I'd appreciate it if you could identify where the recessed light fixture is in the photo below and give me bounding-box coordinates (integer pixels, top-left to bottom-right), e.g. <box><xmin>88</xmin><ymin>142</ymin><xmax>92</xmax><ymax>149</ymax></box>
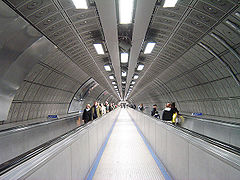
<box><xmin>121</xmin><ymin>53</ymin><xmax>129</xmax><ymax>63</ymax></box>
<box><xmin>163</xmin><ymin>0</ymin><xmax>178</xmax><ymax>8</ymax></box>
<box><xmin>122</xmin><ymin>71</ymin><xmax>127</xmax><ymax>77</ymax></box>
<box><xmin>144</xmin><ymin>42</ymin><xmax>156</xmax><ymax>54</ymax></box>
<box><xmin>137</xmin><ymin>64</ymin><xmax>144</xmax><ymax>71</ymax></box>
<box><xmin>133</xmin><ymin>74</ymin><xmax>139</xmax><ymax>79</ymax></box>
<box><xmin>72</xmin><ymin>0</ymin><xmax>88</xmax><ymax>9</ymax></box>
<box><xmin>104</xmin><ymin>64</ymin><xmax>111</xmax><ymax>71</ymax></box>
<box><xmin>118</xmin><ymin>0</ymin><xmax>134</xmax><ymax>24</ymax></box>
<box><xmin>93</xmin><ymin>43</ymin><xmax>104</xmax><ymax>54</ymax></box>
<box><xmin>109</xmin><ymin>75</ymin><xmax>114</xmax><ymax>79</ymax></box>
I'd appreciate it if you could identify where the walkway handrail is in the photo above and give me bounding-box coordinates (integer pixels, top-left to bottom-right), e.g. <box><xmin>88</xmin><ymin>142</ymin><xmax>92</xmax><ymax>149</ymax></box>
<box><xmin>133</xmin><ymin>109</ymin><xmax>240</xmax><ymax>156</ymax></box>
<box><xmin>0</xmin><ymin>109</ymin><xmax>117</xmax><ymax>176</ymax></box>
<box><xmin>181</xmin><ymin>114</ymin><xmax>240</xmax><ymax>128</ymax></box>
<box><xmin>0</xmin><ymin>112</ymin><xmax>81</xmax><ymax>136</ymax></box>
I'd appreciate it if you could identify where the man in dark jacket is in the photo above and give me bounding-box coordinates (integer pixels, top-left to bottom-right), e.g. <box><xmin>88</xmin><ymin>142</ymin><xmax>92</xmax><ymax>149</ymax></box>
<box><xmin>162</xmin><ymin>103</ymin><xmax>173</xmax><ymax>121</ymax></box>
<box><xmin>151</xmin><ymin>104</ymin><xmax>157</xmax><ymax>116</ymax></box>
<box><xmin>82</xmin><ymin>104</ymin><xmax>92</xmax><ymax>124</ymax></box>
<box><xmin>91</xmin><ymin>102</ymin><xmax>98</xmax><ymax>120</ymax></box>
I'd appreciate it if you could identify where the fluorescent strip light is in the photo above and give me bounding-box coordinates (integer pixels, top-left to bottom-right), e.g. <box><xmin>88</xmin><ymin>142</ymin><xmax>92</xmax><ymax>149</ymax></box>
<box><xmin>133</xmin><ymin>74</ymin><xmax>139</xmax><ymax>79</ymax></box>
<box><xmin>163</xmin><ymin>0</ymin><xmax>178</xmax><ymax>8</ymax></box>
<box><xmin>112</xmin><ymin>81</ymin><xmax>116</xmax><ymax>85</ymax></box>
<box><xmin>119</xmin><ymin>0</ymin><xmax>134</xmax><ymax>24</ymax></box>
<box><xmin>137</xmin><ymin>64</ymin><xmax>144</xmax><ymax>71</ymax></box>
<box><xmin>144</xmin><ymin>42</ymin><xmax>156</xmax><ymax>54</ymax></box>
<box><xmin>109</xmin><ymin>75</ymin><xmax>114</xmax><ymax>79</ymax></box>
<box><xmin>121</xmin><ymin>53</ymin><xmax>128</xmax><ymax>63</ymax></box>
<box><xmin>122</xmin><ymin>71</ymin><xmax>127</xmax><ymax>77</ymax></box>
<box><xmin>93</xmin><ymin>43</ymin><xmax>104</xmax><ymax>54</ymax></box>
<box><xmin>131</xmin><ymin>81</ymin><xmax>135</xmax><ymax>85</ymax></box>
<box><xmin>104</xmin><ymin>64</ymin><xmax>111</xmax><ymax>71</ymax></box>
<box><xmin>72</xmin><ymin>0</ymin><xmax>88</xmax><ymax>9</ymax></box>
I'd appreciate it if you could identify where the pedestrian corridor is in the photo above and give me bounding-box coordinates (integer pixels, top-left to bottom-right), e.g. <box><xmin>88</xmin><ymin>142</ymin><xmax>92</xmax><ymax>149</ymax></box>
<box><xmin>91</xmin><ymin>109</ymin><xmax>166</xmax><ymax>180</ymax></box>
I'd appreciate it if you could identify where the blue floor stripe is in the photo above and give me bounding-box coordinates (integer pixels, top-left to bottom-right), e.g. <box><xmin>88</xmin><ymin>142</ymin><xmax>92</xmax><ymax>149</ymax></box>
<box><xmin>86</xmin><ymin>111</ymin><xmax>120</xmax><ymax>180</ymax></box>
<box><xmin>128</xmin><ymin>112</ymin><xmax>172</xmax><ymax>180</ymax></box>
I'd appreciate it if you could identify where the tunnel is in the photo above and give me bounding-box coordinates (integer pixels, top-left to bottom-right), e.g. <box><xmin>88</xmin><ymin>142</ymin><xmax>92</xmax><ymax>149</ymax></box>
<box><xmin>0</xmin><ymin>0</ymin><xmax>239</xmax><ymax>179</ymax></box>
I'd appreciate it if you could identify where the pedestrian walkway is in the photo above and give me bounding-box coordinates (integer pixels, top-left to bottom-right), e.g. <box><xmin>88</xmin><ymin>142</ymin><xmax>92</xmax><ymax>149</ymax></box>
<box><xmin>91</xmin><ymin>109</ymin><xmax>166</xmax><ymax>180</ymax></box>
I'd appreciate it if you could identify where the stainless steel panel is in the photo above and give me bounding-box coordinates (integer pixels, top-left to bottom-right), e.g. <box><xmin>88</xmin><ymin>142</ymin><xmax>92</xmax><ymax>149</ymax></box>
<box><xmin>71</xmin><ymin>131</ymin><xmax>90</xmax><ymax>180</ymax></box>
<box><xmin>0</xmin><ymin>1</ymin><xmax>42</xmax><ymax>121</ymax></box>
<box><xmin>26</xmin><ymin>147</ymin><xmax>72</xmax><ymax>180</ymax></box>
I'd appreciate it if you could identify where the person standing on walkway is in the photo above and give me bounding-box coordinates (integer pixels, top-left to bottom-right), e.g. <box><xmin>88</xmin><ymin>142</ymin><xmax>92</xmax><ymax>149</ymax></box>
<box><xmin>162</xmin><ymin>103</ymin><xmax>173</xmax><ymax>121</ymax></box>
<box><xmin>151</xmin><ymin>104</ymin><xmax>158</xmax><ymax>116</ymax></box>
<box><xmin>91</xmin><ymin>102</ymin><xmax>99</xmax><ymax>120</ymax></box>
<box><xmin>82</xmin><ymin>104</ymin><xmax>92</xmax><ymax>124</ymax></box>
<box><xmin>101</xmin><ymin>103</ymin><xmax>106</xmax><ymax>115</ymax></box>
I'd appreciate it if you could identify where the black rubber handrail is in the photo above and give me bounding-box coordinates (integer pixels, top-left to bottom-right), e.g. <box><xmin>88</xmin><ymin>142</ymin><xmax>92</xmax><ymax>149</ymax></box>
<box><xmin>0</xmin><ymin>120</ymin><xmax>88</xmax><ymax>176</ymax></box>
<box><xmin>0</xmin><ymin>109</ymin><xmax>117</xmax><ymax>176</ymax></box>
<box><xmin>182</xmin><ymin>114</ymin><xmax>240</xmax><ymax>127</ymax></box>
<box><xmin>170</xmin><ymin>123</ymin><xmax>240</xmax><ymax>156</ymax></box>
<box><xmin>0</xmin><ymin>113</ymin><xmax>81</xmax><ymax>136</ymax></box>
<box><xmin>134</xmin><ymin>109</ymin><xmax>240</xmax><ymax>156</ymax></box>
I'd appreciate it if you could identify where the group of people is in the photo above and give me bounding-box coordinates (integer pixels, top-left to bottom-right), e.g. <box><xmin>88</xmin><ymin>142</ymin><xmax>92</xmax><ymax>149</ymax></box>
<box><xmin>151</xmin><ymin>102</ymin><xmax>183</xmax><ymax>125</ymax></box>
<box><xmin>82</xmin><ymin>101</ymin><xmax>117</xmax><ymax>124</ymax></box>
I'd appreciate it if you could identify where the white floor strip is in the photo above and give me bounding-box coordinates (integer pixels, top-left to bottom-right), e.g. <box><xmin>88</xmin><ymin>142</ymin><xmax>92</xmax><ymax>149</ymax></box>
<box><xmin>92</xmin><ymin>109</ymin><xmax>165</xmax><ymax>180</ymax></box>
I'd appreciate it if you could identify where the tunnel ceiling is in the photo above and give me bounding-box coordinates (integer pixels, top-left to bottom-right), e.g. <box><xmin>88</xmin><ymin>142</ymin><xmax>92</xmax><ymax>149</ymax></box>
<box><xmin>4</xmin><ymin>0</ymin><xmax>120</xmax><ymax>99</ymax></box>
<box><xmin>1</xmin><ymin>0</ymin><xmax>240</xmax><ymax>122</ymax></box>
<box><xmin>4</xmin><ymin>0</ymin><xmax>239</xmax><ymax>101</ymax></box>
<box><xmin>128</xmin><ymin>0</ymin><xmax>240</xmax><ymax>99</ymax></box>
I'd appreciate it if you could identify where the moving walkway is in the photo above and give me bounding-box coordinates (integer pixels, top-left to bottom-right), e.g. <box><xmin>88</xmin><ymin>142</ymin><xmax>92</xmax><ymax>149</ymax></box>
<box><xmin>0</xmin><ymin>108</ymin><xmax>239</xmax><ymax>180</ymax></box>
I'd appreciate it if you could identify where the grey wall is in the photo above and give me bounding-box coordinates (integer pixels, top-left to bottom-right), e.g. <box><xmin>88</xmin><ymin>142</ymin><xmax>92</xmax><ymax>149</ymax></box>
<box><xmin>0</xmin><ymin>1</ymin><xmax>117</xmax><ymax>125</ymax></box>
<box><xmin>0</xmin><ymin>109</ymin><xmax>120</xmax><ymax>180</ymax></box>
<box><xmin>127</xmin><ymin>108</ymin><xmax>240</xmax><ymax>180</ymax></box>
<box><xmin>129</xmin><ymin>2</ymin><xmax>240</xmax><ymax>123</ymax></box>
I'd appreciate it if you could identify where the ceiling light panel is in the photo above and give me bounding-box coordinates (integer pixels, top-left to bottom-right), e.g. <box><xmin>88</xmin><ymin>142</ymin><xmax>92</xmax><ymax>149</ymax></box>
<box><xmin>133</xmin><ymin>74</ymin><xmax>139</xmax><ymax>79</ymax></box>
<box><xmin>109</xmin><ymin>75</ymin><xmax>114</xmax><ymax>79</ymax></box>
<box><xmin>121</xmin><ymin>53</ymin><xmax>129</xmax><ymax>63</ymax></box>
<box><xmin>137</xmin><ymin>64</ymin><xmax>144</xmax><ymax>71</ymax></box>
<box><xmin>144</xmin><ymin>42</ymin><xmax>156</xmax><ymax>54</ymax></box>
<box><xmin>119</xmin><ymin>0</ymin><xmax>135</xmax><ymax>24</ymax></box>
<box><xmin>93</xmin><ymin>43</ymin><xmax>105</xmax><ymax>54</ymax></box>
<box><xmin>104</xmin><ymin>64</ymin><xmax>111</xmax><ymax>71</ymax></box>
<box><xmin>163</xmin><ymin>0</ymin><xmax>178</xmax><ymax>8</ymax></box>
<box><xmin>122</xmin><ymin>71</ymin><xmax>127</xmax><ymax>77</ymax></box>
<box><xmin>72</xmin><ymin>0</ymin><xmax>88</xmax><ymax>9</ymax></box>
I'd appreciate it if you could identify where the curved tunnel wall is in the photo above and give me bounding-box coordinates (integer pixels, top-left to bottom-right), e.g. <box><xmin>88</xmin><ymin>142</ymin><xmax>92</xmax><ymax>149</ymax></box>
<box><xmin>129</xmin><ymin>2</ymin><xmax>240</xmax><ymax>122</ymax></box>
<box><xmin>130</xmin><ymin>37</ymin><xmax>240</xmax><ymax>122</ymax></box>
<box><xmin>0</xmin><ymin>1</ymin><xmax>117</xmax><ymax>125</ymax></box>
<box><xmin>0</xmin><ymin>0</ymin><xmax>239</xmax><ymax>124</ymax></box>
